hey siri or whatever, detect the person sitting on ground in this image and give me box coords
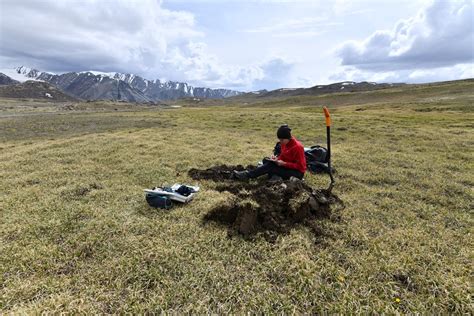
[234,124,306,181]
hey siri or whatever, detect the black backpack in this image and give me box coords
[273,142,281,156]
[305,145,331,174]
[305,145,328,162]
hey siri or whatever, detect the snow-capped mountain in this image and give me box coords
[2,66,43,83]
[0,73,20,85]
[6,66,242,102]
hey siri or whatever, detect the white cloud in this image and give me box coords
[0,0,201,74]
[407,63,474,82]
[336,0,474,71]
[329,63,473,83]
[243,17,341,37]
[251,57,296,90]
[332,0,376,16]
[160,43,296,90]
[0,0,296,91]
[1,0,470,90]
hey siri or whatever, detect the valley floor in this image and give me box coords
[0,85,473,313]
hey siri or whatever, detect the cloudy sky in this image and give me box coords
[0,0,473,91]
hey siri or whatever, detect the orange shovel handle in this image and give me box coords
[323,106,331,127]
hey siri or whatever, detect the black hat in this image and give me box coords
[277,124,292,139]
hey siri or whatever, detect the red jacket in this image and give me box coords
[279,137,306,174]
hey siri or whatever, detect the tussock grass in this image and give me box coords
[1,83,473,313]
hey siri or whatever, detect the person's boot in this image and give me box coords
[268,175,283,183]
[233,170,249,180]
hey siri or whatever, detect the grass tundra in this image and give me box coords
[1,80,473,313]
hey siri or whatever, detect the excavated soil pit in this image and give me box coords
[189,165,344,242]
[188,164,255,181]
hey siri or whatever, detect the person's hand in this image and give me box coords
[270,155,277,160]
[275,160,286,166]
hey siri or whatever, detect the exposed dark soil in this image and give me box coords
[188,164,255,181]
[189,165,344,242]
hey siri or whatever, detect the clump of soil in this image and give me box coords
[189,165,343,242]
[188,164,255,181]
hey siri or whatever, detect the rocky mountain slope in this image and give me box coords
[0,80,78,101]
[10,66,241,102]
[0,73,20,85]
[1,67,414,103]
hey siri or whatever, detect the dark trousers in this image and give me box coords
[247,159,304,180]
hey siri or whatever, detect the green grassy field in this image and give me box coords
[1,81,473,313]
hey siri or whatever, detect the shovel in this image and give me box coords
[323,106,335,192]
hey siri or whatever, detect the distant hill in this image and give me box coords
[242,81,406,99]
[0,73,19,85]
[214,78,473,109]
[0,80,78,101]
[4,66,242,102]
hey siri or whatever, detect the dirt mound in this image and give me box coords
[190,165,344,242]
[188,164,255,181]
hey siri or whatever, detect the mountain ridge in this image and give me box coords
[0,73,20,85]
[8,66,242,102]
[0,80,78,101]
[239,81,407,99]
